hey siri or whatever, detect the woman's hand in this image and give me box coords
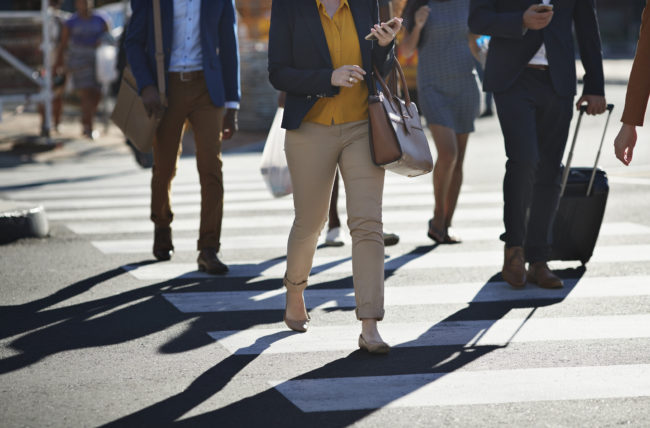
[414,6,430,29]
[614,123,637,166]
[331,64,366,87]
[370,17,403,47]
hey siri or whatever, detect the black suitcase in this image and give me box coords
[550,104,614,265]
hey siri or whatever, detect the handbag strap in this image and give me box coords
[373,60,411,106]
[152,0,166,106]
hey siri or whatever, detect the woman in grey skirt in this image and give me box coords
[401,0,480,243]
[55,0,109,139]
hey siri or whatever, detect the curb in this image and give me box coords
[0,200,49,244]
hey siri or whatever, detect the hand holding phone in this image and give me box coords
[523,3,553,30]
[364,17,401,41]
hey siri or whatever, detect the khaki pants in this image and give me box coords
[151,72,224,251]
[285,120,385,320]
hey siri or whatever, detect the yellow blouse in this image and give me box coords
[303,0,369,125]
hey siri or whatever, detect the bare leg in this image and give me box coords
[88,88,102,134]
[80,87,102,136]
[429,124,458,239]
[444,133,469,231]
[52,94,63,130]
[361,318,385,343]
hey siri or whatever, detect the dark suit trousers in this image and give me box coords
[494,68,573,263]
[151,72,224,251]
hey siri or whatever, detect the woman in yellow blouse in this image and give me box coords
[268,0,400,353]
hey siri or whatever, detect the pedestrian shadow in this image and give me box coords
[99,331,293,428]
[123,252,356,282]
[0,252,323,375]
[0,169,140,191]
[318,244,439,314]
[157,267,584,427]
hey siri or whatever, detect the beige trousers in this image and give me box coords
[284,120,385,320]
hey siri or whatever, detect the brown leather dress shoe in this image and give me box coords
[153,226,174,261]
[197,247,229,275]
[527,261,564,289]
[502,246,526,288]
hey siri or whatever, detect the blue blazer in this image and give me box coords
[468,0,604,97]
[268,0,395,130]
[125,0,240,108]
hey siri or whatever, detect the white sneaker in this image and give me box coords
[325,227,344,247]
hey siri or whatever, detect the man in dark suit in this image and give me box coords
[125,0,240,274]
[469,0,606,289]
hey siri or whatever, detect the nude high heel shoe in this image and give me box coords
[283,275,310,333]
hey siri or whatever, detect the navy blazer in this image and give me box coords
[468,0,604,97]
[268,0,395,130]
[125,0,240,108]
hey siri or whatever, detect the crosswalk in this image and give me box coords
[5,152,650,418]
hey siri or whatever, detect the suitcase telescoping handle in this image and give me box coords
[560,103,615,198]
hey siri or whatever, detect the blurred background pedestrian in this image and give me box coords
[400,0,480,244]
[37,0,67,137]
[55,0,110,140]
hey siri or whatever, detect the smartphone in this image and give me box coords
[364,17,401,41]
[536,4,554,12]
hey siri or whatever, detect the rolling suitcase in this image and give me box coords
[550,103,614,265]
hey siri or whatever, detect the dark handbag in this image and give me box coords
[368,60,433,177]
[110,0,165,153]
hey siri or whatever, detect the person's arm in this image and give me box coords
[219,0,240,139]
[124,1,162,118]
[468,32,481,62]
[469,0,529,38]
[268,0,339,97]
[370,0,398,78]
[614,6,650,165]
[125,1,155,93]
[399,5,429,59]
[621,5,650,128]
[573,0,606,115]
[54,24,69,72]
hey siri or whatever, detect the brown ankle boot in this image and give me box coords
[502,246,526,288]
[527,261,564,289]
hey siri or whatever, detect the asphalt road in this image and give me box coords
[1,83,649,427]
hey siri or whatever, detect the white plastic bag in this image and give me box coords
[96,44,118,85]
[260,107,293,197]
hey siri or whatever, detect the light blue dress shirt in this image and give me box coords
[169,0,202,72]
[169,0,239,109]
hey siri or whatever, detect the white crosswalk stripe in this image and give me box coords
[209,315,650,354]
[122,244,650,280]
[91,222,649,253]
[4,153,650,415]
[271,365,650,411]
[161,276,650,312]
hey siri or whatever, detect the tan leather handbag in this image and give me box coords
[368,60,433,177]
[110,0,165,153]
